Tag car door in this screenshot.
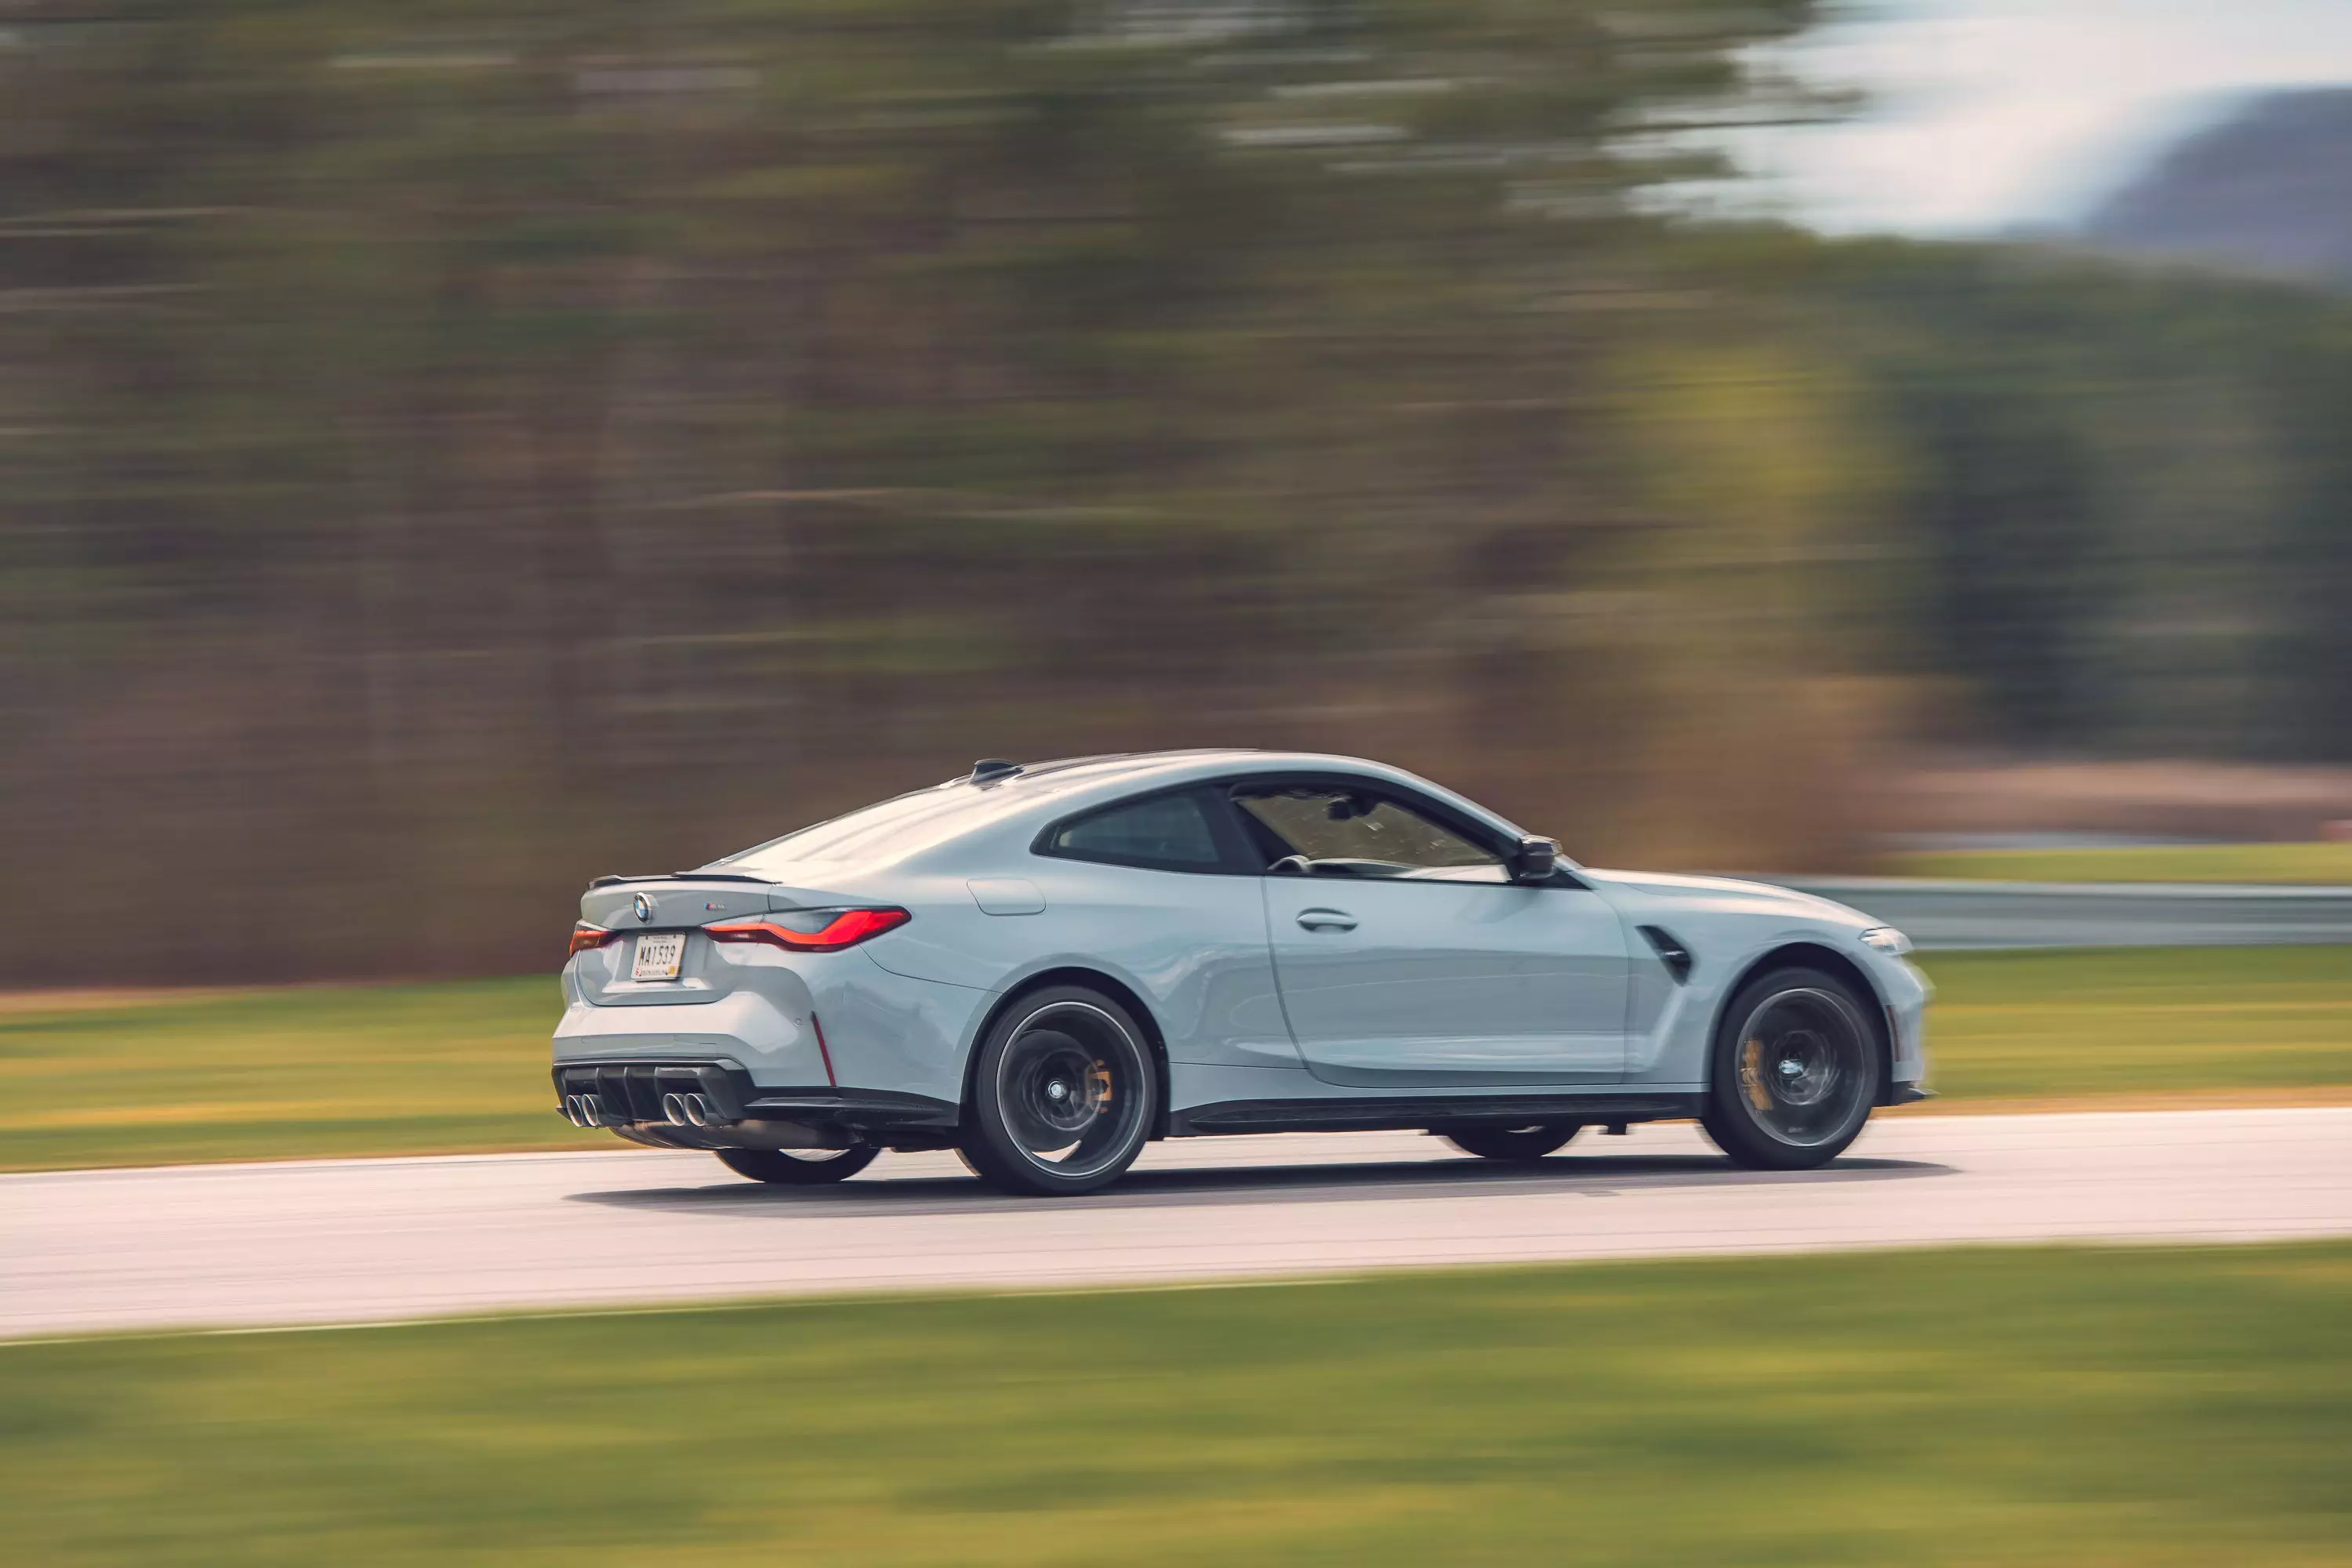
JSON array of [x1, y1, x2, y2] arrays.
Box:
[[1236, 780, 1630, 1086]]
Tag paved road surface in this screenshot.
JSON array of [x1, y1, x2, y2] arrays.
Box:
[[7, 1109, 2350, 1340]]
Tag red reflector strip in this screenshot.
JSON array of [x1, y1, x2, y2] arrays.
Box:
[[568, 924, 622, 957], [810, 1011, 838, 1087], [705, 906, 912, 952]]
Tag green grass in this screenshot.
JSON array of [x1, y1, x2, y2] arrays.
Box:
[[5, 1244, 2350, 1565], [1916, 946, 2352, 1105], [5, 946, 2351, 1171], [1891, 840, 2352, 884], [0, 978, 579, 1171]]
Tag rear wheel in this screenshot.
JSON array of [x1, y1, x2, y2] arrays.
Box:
[[1441, 1123, 1581, 1162], [716, 1145, 879, 1185], [1700, 967, 1880, 1171], [960, 985, 1158, 1196]]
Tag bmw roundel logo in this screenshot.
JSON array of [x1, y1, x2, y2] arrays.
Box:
[[632, 892, 654, 924]]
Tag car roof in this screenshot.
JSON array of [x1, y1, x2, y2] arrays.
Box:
[[697, 749, 1529, 880], [962, 750, 1526, 837], [985, 749, 1423, 794]]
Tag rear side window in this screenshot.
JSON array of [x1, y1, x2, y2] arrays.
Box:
[[1044, 791, 1226, 872]]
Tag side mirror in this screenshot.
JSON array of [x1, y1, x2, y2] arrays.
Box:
[[1511, 835, 1559, 884]]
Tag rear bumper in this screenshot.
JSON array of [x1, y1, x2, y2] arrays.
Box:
[[553, 949, 987, 1105], [552, 1061, 956, 1151]]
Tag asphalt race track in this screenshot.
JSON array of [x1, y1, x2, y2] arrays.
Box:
[[6, 1109, 2350, 1340]]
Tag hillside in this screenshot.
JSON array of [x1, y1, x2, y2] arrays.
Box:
[[2085, 87, 2352, 283]]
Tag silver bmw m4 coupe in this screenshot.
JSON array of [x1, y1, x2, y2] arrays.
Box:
[[554, 750, 1930, 1195]]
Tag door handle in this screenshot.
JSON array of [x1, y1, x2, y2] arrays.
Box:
[[1296, 908, 1358, 932]]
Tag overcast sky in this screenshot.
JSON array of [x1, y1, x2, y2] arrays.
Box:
[[1719, 0, 2352, 234]]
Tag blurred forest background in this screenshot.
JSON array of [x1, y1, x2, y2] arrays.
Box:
[[6, 0, 2352, 982]]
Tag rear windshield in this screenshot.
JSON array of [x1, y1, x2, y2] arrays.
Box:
[[699, 782, 1036, 875]]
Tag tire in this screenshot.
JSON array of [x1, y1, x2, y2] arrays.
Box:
[[1700, 966, 1882, 1171], [959, 984, 1159, 1196], [716, 1144, 880, 1185], [1440, 1123, 1581, 1162]]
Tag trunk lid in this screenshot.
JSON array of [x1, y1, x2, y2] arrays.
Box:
[[579, 876, 773, 931], [570, 875, 878, 1007]]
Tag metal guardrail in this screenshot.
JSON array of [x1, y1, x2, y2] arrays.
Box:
[[1760, 877, 2352, 951]]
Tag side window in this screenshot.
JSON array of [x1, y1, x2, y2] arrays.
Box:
[[1044, 790, 1228, 872], [1234, 786, 1504, 880]]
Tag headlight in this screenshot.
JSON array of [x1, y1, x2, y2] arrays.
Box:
[[1858, 927, 1911, 956]]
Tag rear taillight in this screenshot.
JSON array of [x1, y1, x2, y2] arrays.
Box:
[[568, 923, 621, 958], [706, 907, 911, 953]]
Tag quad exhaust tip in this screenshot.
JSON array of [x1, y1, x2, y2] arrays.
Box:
[[569, 1088, 727, 1129], [661, 1091, 717, 1127]]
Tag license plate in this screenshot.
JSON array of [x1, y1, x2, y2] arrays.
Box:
[[631, 932, 685, 982]]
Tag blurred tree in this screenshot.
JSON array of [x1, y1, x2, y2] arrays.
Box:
[[2, 0, 1849, 979], [16, 0, 2352, 983], [1785, 239, 2352, 764]]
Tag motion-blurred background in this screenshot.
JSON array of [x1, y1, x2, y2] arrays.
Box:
[[9, 13, 2352, 1563], [8, 0, 2352, 985]]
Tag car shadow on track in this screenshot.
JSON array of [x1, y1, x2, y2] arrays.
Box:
[[568, 1152, 1954, 1220]]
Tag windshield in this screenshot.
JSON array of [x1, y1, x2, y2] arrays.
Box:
[[700, 782, 1038, 876]]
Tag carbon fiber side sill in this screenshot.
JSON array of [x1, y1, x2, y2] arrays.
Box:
[[1169, 1093, 1702, 1138]]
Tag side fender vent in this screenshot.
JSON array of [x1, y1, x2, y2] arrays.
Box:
[[1638, 924, 1693, 984]]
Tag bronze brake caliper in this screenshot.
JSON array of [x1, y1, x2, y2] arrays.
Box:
[[1741, 1037, 1773, 1112]]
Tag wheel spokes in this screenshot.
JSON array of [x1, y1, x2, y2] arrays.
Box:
[[997, 1022, 1140, 1171], [1736, 989, 1867, 1148]]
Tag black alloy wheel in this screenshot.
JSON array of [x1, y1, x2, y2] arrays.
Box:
[[717, 1144, 880, 1185], [1700, 966, 1881, 1170], [960, 985, 1158, 1196], [1440, 1123, 1581, 1162]]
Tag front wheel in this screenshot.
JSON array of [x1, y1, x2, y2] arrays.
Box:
[[1700, 967, 1881, 1171], [717, 1145, 879, 1185], [1440, 1123, 1581, 1162], [960, 985, 1158, 1196]]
